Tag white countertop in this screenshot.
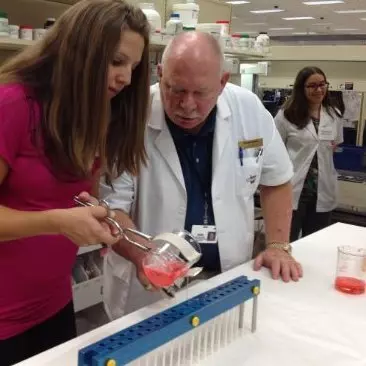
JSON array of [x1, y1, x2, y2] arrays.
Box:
[[16, 223, 366, 366]]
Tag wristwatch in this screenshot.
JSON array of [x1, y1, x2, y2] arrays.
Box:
[[267, 242, 292, 255]]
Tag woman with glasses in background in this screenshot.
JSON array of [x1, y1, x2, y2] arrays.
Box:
[[275, 66, 343, 242]]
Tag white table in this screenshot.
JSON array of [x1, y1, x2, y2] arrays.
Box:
[[16, 223, 366, 366]]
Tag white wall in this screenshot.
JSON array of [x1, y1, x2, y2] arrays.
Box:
[[259, 60, 366, 92]]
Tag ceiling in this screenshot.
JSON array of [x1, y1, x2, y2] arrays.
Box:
[[228, 0, 366, 36]]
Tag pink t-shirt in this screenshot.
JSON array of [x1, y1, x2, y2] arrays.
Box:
[[0, 84, 95, 339]]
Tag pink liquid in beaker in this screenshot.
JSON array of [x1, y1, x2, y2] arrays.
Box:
[[143, 261, 188, 287], [335, 276, 365, 295]]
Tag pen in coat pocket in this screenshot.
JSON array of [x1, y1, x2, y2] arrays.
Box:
[[256, 148, 263, 162], [238, 147, 243, 166]]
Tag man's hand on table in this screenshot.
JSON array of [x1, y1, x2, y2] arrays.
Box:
[[253, 247, 303, 282]]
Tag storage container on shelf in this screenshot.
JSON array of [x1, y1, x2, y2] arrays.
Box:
[[139, 2, 161, 32], [0, 11, 9, 37], [231, 33, 241, 50], [33, 28, 47, 41], [150, 29, 162, 44], [216, 20, 230, 36], [8, 25, 19, 39], [20, 25, 33, 41], [172, 0, 199, 28], [255, 31, 270, 53], [165, 13, 183, 35], [239, 33, 250, 51], [195, 23, 221, 41]]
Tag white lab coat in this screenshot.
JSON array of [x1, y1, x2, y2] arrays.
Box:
[[274, 108, 343, 212], [101, 83, 293, 320]]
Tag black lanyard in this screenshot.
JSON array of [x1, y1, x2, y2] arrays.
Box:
[[176, 137, 212, 225]]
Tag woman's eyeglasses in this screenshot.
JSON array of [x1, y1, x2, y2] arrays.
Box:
[[305, 82, 329, 90]]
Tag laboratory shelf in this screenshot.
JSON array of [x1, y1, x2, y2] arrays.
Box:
[[73, 276, 103, 313], [0, 37, 33, 50], [78, 244, 103, 256], [0, 34, 266, 60]]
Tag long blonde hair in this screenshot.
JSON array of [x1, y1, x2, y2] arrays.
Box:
[[0, 0, 150, 181]]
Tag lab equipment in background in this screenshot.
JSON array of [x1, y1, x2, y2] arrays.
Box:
[[241, 62, 269, 96], [0, 11, 8, 37], [335, 245, 365, 294], [8, 24, 19, 39], [172, 0, 199, 28], [195, 23, 222, 41], [216, 20, 230, 48], [216, 20, 230, 36], [333, 145, 366, 172], [255, 32, 270, 54], [19, 25, 32, 40], [260, 88, 292, 117], [334, 90, 363, 146], [78, 276, 260, 366], [73, 250, 105, 313], [165, 13, 183, 35], [33, 28, 46, 41], [139, 2, 162, 32]]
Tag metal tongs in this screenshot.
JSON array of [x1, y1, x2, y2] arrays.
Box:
[[74, 196, 203, 296]]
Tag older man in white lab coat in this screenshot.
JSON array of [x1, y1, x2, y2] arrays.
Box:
[[99, 32, 302, 320]]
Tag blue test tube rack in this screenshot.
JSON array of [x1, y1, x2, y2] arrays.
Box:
[[78, 275, 260, 366]]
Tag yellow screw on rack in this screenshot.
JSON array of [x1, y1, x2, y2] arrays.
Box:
[[106, 359, 117, 366], [191, 316, 200, 327], [252, 286, 260, 295]]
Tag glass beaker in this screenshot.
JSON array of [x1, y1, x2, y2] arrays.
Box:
[[142, 230, 201, 288], [334, 245, 366, 295]]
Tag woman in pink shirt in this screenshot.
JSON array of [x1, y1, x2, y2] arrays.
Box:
[[0, 0, 150, 364]]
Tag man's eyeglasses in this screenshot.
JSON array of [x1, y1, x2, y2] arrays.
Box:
[[305, 82, 329, 91]]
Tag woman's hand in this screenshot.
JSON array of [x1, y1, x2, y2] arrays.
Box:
[[50, 205, 119, 247]]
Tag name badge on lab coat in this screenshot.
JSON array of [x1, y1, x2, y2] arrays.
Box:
[[191, 225, 217, 244], [318, 124, 334, 141]]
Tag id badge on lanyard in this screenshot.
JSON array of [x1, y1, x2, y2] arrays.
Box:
[[191, 193, 217, 245]]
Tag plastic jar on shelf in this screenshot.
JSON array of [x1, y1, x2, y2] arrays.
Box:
[[239, 33, 250, 51], [172, 0, 199, 28], [216, 20, 230, 36], [33, 28, 47, 41], [231, 33, 241, 50], [8, 25, 19, 39], [195, 23, 222, 41], [165, 13, 183, 35], [20, 25, 33, 41], [139, 2, 162, 32], [256, 31, 270, 53], [0, 11, 9, 37]]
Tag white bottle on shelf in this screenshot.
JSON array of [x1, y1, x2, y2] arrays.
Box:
[[256, 32, 270, 53], [139, 2, 162, 32], [172, 0, 199, 28], [165, 13, 183, 35], [0, 11, 8, 37]]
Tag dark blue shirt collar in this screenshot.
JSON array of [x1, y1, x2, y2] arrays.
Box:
[[166, 106, 217, 140]]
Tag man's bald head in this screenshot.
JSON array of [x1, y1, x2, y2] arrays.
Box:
[[158, 31, 230, 133], [161, 31, 225, 75]]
